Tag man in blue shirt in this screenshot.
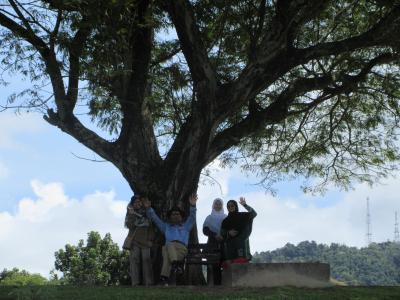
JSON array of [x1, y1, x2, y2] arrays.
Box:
[[142, 194, 198, 285]]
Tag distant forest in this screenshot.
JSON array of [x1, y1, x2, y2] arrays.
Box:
[[252, 241, 400, 286]]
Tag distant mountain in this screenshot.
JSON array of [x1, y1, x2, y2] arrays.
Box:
[[252, 241, 400, 286]]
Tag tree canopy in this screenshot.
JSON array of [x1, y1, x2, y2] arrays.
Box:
[[0, 268, 48, 286], [1, 0, 400, 201], [54, 231, 130, 286]]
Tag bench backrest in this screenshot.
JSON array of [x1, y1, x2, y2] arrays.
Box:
[[186, 243, 221, 264]]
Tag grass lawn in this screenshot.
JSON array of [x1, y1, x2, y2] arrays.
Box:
[[0, 286, 400, 300]]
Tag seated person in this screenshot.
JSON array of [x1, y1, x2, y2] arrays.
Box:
[[220, 197, 257, 266], [142, 194, 198, 285], [203, 198, 226, 285]]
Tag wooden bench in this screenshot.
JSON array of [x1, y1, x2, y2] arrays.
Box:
[[185, 243, 221, 285]]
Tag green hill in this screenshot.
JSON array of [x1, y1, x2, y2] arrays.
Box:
[[252, 241, 400, 286]]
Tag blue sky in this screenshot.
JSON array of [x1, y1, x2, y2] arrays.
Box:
[[0, 111, 131, 212], [1, 82, 400, 277]]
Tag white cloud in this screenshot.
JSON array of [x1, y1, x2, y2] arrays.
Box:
[[0, 180, 127, 277], [17, 180, 68, 222], [1, 172, 399, 278], [244, 179, 400, 253]]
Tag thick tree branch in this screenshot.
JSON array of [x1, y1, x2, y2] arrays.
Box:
[[0, 10, 68, 118], [8, 0, 34, 33], [215, 1, 331, 121], [117, 0, 162, 166], [119, 0, 153, 124], [166, 0, 217, 93], [297, 4, 400, 61], [44, 110, 115, 164], [163, 0, 221, 176], [66, 17, 91, 113], [218, 4, 400, 124], [0, 9, 47, 55], [207, 52, 399, 164], [49, 9, 62, 50], [290, 53, 399, 115], [249, 0, 267, 56], [208, 75, 333, 163], [0, 5, 116, 164], [272, 0, 330, 46]]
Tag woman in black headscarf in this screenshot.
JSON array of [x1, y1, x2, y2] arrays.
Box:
[[220, 197, 257, 265]]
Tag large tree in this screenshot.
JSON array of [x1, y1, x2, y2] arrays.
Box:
[[1, 0, 400, 265]]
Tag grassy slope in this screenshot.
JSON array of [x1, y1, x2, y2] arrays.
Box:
[[0, 286, 400, 300]]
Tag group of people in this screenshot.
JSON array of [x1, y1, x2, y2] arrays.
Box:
[[123, 193, 257, 286], [203, 197, 257, 284]]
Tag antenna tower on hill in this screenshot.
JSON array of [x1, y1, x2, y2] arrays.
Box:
[[366, 197, 372, 246]]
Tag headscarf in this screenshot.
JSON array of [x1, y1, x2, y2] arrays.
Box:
[[221, 199, 252, 232], [203, 198, 227, 234]]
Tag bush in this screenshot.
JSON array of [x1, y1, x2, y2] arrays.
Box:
[[0, 268, 48, 286], [54, 231, 130, 286]]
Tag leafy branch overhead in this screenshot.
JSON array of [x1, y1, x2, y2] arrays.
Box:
[[1, 0, 400, 197]]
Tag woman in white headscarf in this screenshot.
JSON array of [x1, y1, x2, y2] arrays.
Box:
[[202, 198, 227, 285]]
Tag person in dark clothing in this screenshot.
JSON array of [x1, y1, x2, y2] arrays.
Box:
[[202, 198, 227, 285], [220, 197, 257, 267]]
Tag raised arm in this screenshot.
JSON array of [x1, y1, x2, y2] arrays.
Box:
[[184, 194, 197, 231], [142, 198, 166, 233], [239, 197, 257, 219]]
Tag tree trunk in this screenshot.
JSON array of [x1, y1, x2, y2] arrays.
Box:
[[118, 156, 207, 285]]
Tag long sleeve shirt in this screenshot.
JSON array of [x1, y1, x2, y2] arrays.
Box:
[[203, 226, 220, 246], [124, 206, 154, 248], [146, 206, 196, 246]]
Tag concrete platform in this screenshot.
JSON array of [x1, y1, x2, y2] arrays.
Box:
[[221, 262, 332, 288]]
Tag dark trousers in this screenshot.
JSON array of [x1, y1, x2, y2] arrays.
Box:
[[207, 263, 222, 285], [129, 245, 153, 286], [206, 239, 222, 285]]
